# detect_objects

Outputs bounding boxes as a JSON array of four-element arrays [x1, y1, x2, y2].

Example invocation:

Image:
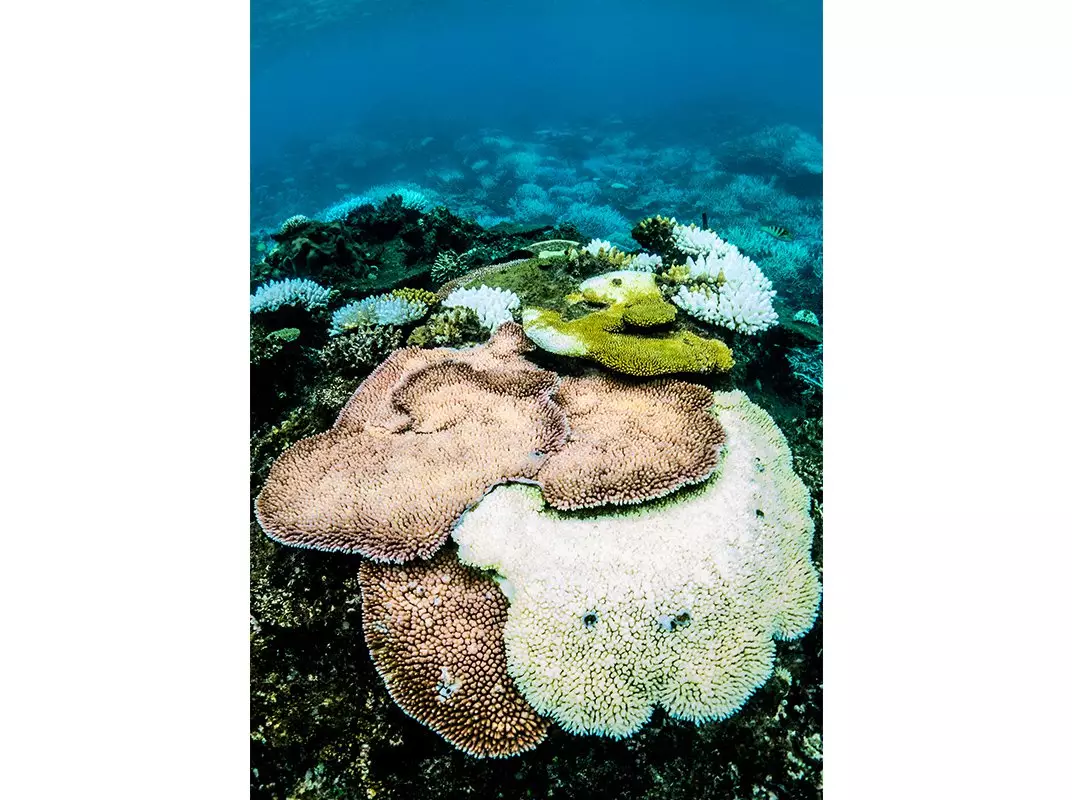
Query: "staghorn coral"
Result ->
[[452, 390, 820, 738], [359, 549, 551, 758], [254, 323, 567, 562], [536, 376, 726, 510], [319, 325, 405, 375], [406, 307, 484, 349], [522, 271, 734, 376]]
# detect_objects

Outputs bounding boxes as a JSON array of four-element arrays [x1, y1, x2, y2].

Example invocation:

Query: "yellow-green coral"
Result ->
[[523, 306, 733, 376], [390, 287, 439, 307], [522, 270, 733, 376]]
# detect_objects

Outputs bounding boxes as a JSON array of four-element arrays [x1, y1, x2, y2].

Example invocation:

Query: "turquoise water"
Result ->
[[251, 2, 822, 798]]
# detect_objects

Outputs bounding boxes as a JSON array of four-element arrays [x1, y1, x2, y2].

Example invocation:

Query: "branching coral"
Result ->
[[406, 307, 484, 348], [319, 325, 405, 374], [441, 286, 520, 332], [250, 278, 331, 314], [330, 294, 430, 335]]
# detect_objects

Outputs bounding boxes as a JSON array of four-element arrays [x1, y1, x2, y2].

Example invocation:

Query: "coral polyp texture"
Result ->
[[359, 549, 551, 758], [522, 270, 734, 376], [254, 323, 567, 562], [537, 376, 726, 510], [452, 390, 820, 738]]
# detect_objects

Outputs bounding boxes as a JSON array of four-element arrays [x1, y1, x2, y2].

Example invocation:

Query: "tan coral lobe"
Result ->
[[537, 375, 726, 509], [254, 323, 567, 562], [359, 549, 551, 757]]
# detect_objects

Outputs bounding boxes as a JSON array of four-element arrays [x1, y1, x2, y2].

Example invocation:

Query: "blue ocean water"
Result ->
[[251, 0, 822, 296]]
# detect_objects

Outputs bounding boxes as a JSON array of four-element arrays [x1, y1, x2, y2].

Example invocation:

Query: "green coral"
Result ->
[[251, 325, 302, 365], [522, 270, 734, 376], [389, 287, 439, 307], [406, 307, 484, 348]]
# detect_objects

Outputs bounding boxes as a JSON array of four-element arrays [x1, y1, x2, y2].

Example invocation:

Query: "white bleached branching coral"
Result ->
[[330, 293, 429, 335], [627, 252, 663, 272], [441, 285, 520, 332], [664, 224, 778, 334], [250, 278, 331, 314], [451, 390, 820, 739]]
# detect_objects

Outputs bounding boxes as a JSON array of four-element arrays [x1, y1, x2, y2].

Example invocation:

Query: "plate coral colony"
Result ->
[[251, 206, 822, 759]]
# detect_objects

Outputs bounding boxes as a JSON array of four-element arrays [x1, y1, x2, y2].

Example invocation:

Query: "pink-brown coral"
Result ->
[[359, 549, 551, 757], [536, 375, 725, 509], [254, 324, 567, 562]]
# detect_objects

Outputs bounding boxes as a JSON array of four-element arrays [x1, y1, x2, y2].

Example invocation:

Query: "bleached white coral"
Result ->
[[441, 285, 520, 332], [250, 278, 331, 314], [671, 244, 778, 334], [627, 252, 663, 272], [452, 390, 820, 738], [330, 294, 428, 335], [671, 223, 738, 259], [318, 194, 373, 222], [582, 239, 618, 257]]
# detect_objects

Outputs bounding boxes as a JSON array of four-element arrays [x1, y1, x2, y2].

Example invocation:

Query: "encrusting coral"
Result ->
[[359, 548, 551, 758], [452, 390, 820, 739], [254, 323, 567, 562], [522, 271, 735, 376], [537, 376, 726, 510]]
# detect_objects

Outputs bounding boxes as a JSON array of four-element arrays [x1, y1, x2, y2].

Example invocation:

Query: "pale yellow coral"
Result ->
[[452, 390, 819, 737]]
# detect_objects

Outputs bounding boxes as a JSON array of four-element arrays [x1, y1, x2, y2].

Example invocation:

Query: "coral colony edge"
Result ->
[[250, 197, 823, 798]]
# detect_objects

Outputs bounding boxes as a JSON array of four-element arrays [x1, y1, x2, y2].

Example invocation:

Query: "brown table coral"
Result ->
[[255, 323, 568, 562]]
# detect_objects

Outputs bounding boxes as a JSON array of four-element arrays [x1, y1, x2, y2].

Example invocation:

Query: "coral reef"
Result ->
[[406, 307, 484, 349], [330, 294, 430, 335], [359, 549, 551, 758], [319, 325, 405, 375], [440, 285, 521, 332], [249, 196, 822, 799], [523, 271, 735, 376], [537, 376, 726, 510], [630, 215, 677, 254], [250, 278, 332, 314], [452, 391, 820, 738], [254, 324, 567, 562]]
